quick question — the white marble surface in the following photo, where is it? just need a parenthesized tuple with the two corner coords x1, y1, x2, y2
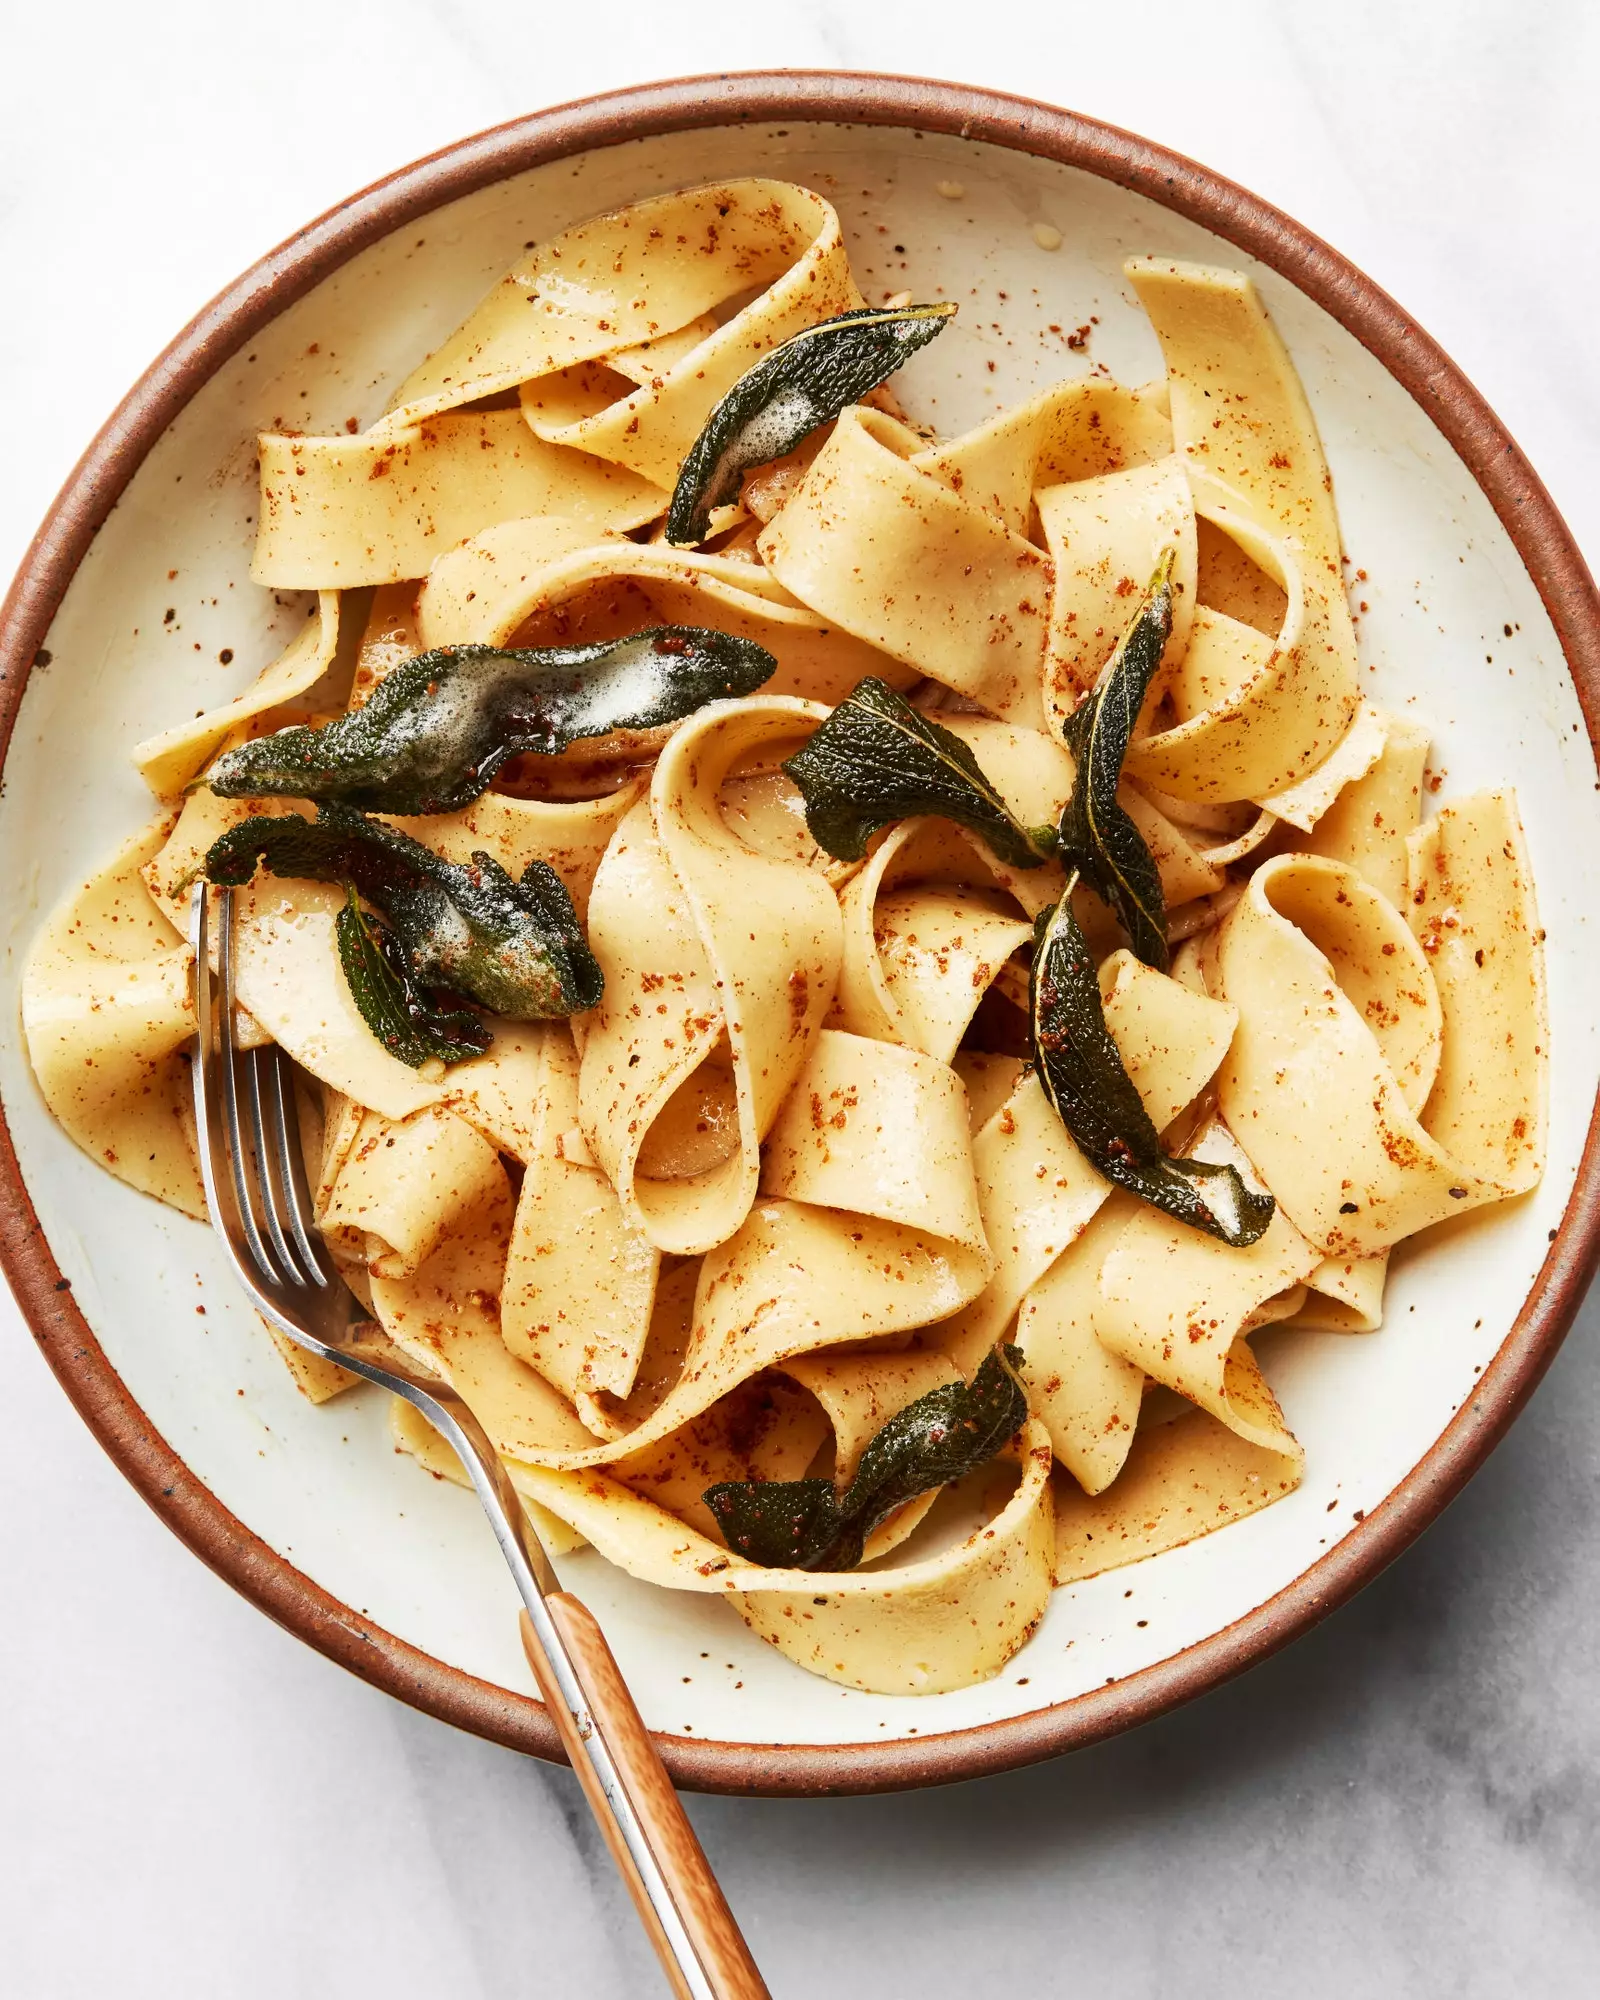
(3, 3, 1598, 1994)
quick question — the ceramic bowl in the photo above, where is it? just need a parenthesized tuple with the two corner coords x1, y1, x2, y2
(2, 73, 1596, 1796)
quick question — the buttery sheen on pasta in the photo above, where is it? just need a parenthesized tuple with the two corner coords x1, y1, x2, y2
(23, 181, 1546, 1698)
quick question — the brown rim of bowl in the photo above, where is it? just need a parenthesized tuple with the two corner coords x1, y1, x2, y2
(2, 71, 1597, 1798)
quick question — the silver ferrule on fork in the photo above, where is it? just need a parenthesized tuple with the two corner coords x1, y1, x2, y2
(187, 882, 731, 2000)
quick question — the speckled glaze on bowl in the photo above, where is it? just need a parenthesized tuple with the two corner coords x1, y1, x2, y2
(2, 73, 1597, 1796)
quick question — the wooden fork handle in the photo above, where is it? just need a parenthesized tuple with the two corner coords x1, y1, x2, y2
(521, 1600, 770, 2000)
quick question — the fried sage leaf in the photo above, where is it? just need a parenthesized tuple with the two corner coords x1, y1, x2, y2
(665, 301, 957, 546)
(1031, 887, 1274, 1245)
(702, 1344, 1030, 1572)
(335, 887, 492, 1069)
(781, 677, 1055, 868)
(207, 628, 777, 816)
(1057, 551, 1177, 971)
(206, 803, 603, 1022)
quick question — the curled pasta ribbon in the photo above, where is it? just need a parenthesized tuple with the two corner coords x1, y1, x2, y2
(370, 1169, 601, 1463)
(1282, 1248, 1390, 1335)
(21, 816, 203, 1217)
(417, 531, 909, 707)
(834, 819, 1036, 1058)
(1033, 443, 1372, 828)
(1120, 256, 1365, 818)
(1015, 1194, 1146, 1494)
(1259, 699, 1388, 831)
(758, 405, 1054, 729)
(1295, 713, 1431, 908)
(1403, 791, 1548, 1198)
(578, 797, 735, 1244)
(133, 593, 339, 798)
(1127, 258, 1349, 588)
(525, 194, 861, 490)
(389, 181, 860, 482)
(1121, 473, 1362, 818)
(581, 698, 841, 1256)
(728, 1422, 1053, 1693)
(253, 411, 665, 590)
(1037, 454, 1198, 725)
(1217, 800, 1544, 1256)
(413, 515, 624, 650)
(319, 1100, 504, 1278)
(940, 952, 1238, 1379)
(759, 1030, 992, 1271)
(1252, 716, 1432, 1331)
(1093, 1121, 1318, 1458)
(913, 375, 1174, 534)
(501, 1027, 660, 1423)
(831, 712, 1221, 1059)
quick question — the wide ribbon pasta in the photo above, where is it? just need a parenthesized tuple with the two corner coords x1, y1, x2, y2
(21, 817, 202, 1216)
(319, 1100, 504, 1277)
(1037, 454, 1197, 725)
(914, 375, 1173, 532)
(758, 405, 1054, 729)
(1092, 1122, 1317, 1457)
(1053, 1402, 1301, 1584)
(580, 697, 841, 1255)
(941, 952, 1238, 1378)
(1122, 472, 1363, 820)
(1216, 800, 1543, 1255)
(501, 1026, 659, 1422)
(387, 181, 861, 483)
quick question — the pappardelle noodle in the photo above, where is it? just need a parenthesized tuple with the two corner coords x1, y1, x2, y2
(23, 180, 1546, 1696)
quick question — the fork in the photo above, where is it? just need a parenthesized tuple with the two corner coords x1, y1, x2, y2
(189, 883, 769, 2000)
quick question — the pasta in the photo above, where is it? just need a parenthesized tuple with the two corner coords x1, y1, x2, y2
(22, 181, 1547, 1699)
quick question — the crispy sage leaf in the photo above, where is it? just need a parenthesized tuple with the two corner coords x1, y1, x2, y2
(665, 302, 957, 546)
(781, 677, 1055, 868)
(206, 802, 603, 1021)
(1057, 551, 1177, 971)
(207, 628, 777, 816)
(702, 1344, 1030, 1572)
(335, 887, 491, 1070)
(1030, 887, 1273, 1245)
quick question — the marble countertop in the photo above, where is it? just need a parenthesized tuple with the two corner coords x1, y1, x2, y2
(4, 3, 1597, 1993)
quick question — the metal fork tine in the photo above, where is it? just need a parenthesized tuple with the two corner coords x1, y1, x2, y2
(261, 1046, 334, 1286)
(216, 889, 284, 1285)
(189, 883, 232, 1237)
(246, 1046, 311, 1285)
